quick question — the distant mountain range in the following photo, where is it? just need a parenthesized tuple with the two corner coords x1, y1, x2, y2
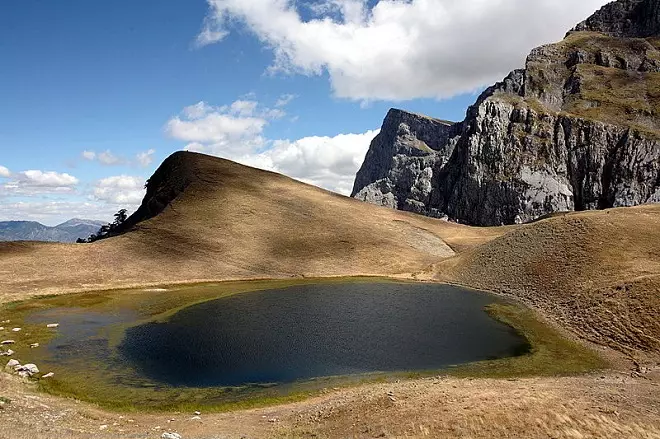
(0, 218, 106, 243)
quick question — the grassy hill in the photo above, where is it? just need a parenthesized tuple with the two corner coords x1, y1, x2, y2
(428, 205, 660, 355)
(0, 152, 505, 302)
(1, 151, 658, 358)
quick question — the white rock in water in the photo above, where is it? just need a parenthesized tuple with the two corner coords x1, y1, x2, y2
(30, 343, 39, 348)
(6, 359, 19, 368)
(162, 433, 182, 439)
(46, 323, 59, 328)
(0, 327, 4, 331)
(42, 372, 54, 378)
(11, 328, 21, 332)
(0, 349, 14, 357)
(17, 371, 30, 378)
(1, 340, 15, 345)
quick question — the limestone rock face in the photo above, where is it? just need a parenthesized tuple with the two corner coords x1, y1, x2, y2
(352, 0, 660, 226)
(352, 109, 461, 217)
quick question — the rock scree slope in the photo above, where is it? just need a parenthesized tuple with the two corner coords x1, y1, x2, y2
(353, 0, 660, 226)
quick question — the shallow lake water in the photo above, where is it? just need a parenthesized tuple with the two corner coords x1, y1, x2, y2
(115, 283, 528, 387)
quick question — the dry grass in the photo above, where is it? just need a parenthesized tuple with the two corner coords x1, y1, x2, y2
(2, 371, 660, 439)
(0, 153, 506, 303)
(1, 153, 659, 438)
(519, 30, 660, 135)
(429, 205, 660, 357)
(565, 64, 660, 133)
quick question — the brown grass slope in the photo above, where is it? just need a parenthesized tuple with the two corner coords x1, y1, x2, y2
(430, 204, 660, 356)
(0, 152, 505, 302)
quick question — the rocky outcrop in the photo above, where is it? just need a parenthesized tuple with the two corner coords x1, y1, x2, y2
(352, 0, 660, 226)
(352, 109, 461, 217)
(573, 0, 660, 38)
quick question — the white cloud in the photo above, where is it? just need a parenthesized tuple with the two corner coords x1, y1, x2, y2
(92, 175, 146, 205)
(230, 99, 259, 117)
(81, 149, 156, 168)
(195, 4, 229, 48)
(172, 98, 377, 195)
(0, 166, 10, 178)
(237, 129, 379, 195)
(0, 170, 79, 197)
(0, 201, 123, 226)
(97, 150, 123, 166)
(82, 150, 96, 161)
(198, 0, 609, 101)
(275, 94, 296, 107)
(136, 149, 156, 167)
(82, 149, 124, 165)
(18, 170, 78, 188)
(182, 101, 215, 119)
(166, 99, 288, 156)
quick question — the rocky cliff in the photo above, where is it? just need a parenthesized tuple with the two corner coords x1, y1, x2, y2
(352, 0, 660, 226)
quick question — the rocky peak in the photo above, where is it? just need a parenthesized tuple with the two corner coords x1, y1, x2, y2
(351, 109, 462, 216)
(352, 0, 660, 226)
(573, 0, 660, 38)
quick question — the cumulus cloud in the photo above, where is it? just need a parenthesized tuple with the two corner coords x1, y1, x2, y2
(198, 0, 609, 101)
(82, 150, 96, 161)
(98, 150, 123, 166)
(19, 170, 79, 187)
(92, 175, 146, 205)
(170, 98, 377, 195)
(166, 99, 287, 156)
(136, 149, 156, 167)
(237, 130, 379, 195)
(195, 4, 229, 48)
(0, 170, 79, 197)
(82, 149, 124, 166)
(0, 166, 10, 178)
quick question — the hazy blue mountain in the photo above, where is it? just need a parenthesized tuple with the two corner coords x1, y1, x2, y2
(0, 218, 106, 243)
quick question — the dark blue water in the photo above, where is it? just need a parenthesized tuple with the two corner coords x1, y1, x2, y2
(119, 283, 528, 387)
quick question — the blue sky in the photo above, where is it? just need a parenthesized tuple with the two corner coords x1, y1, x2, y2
(0, 0, 608, 225)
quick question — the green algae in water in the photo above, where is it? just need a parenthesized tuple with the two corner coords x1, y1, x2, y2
(0, 278, 605, 412)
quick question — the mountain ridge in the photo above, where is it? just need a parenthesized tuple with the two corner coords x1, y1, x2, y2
(352, 0, 660, 226)
(0, 218, 105, 243)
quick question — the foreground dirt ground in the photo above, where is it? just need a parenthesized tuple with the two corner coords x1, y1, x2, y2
(2, 368, 660, 439)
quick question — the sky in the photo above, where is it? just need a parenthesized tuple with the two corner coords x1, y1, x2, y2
(0, 0, 610, 226)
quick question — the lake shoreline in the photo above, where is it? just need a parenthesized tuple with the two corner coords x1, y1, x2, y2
(0, 278, 607, 412)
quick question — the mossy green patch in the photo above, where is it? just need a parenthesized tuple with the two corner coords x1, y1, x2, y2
(447, 303, 607, 378)
(0, 280, 607, 412)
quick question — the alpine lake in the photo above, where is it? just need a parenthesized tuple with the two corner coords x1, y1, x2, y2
(1, 278, 606, 412)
